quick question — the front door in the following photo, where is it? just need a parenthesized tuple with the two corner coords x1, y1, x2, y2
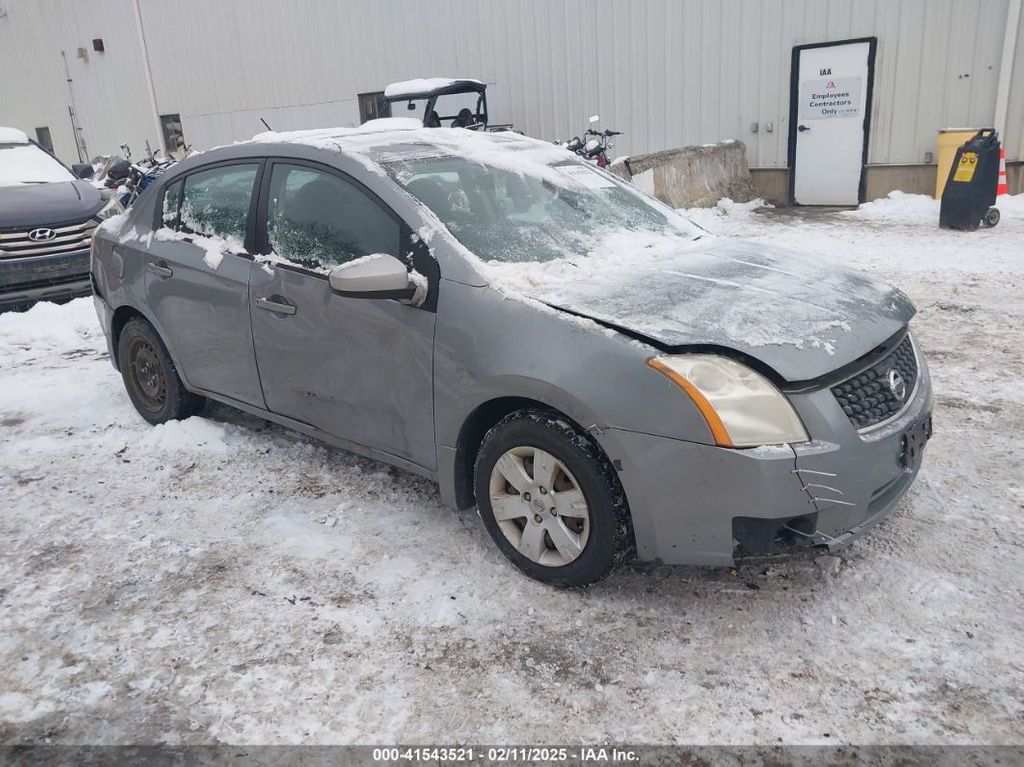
(143, 161, 265, 407)
(248, 161, 437, 471)
(790, 38, 876, 205)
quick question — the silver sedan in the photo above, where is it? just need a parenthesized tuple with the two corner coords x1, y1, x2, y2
(91, 123, 932, 586)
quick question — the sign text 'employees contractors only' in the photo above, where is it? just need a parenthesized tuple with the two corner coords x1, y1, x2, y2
(799, 76, 862, 120)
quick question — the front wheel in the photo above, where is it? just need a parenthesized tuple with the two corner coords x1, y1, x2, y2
(982, 207, 1000, 228)
(474, 410, 633, 587)
(117, 317, 204, 425)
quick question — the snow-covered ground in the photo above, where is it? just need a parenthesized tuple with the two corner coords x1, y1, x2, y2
(1, 194, 1022, 745)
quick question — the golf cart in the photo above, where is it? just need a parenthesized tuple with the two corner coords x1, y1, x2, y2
(383, 78, 511, 131)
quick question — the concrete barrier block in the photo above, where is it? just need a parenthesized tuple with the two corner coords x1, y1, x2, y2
(610, 140, 759, 208)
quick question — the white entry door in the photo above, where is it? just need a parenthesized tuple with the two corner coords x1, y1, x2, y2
(792, 39, 875, 205)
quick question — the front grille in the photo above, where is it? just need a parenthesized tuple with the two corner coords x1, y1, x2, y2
(831, 334, 918, 430)
(0, 218, 98, 259)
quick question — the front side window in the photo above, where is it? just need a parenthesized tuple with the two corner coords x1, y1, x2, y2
(179, 163, 258, 241)
(266, 164, 400, 271)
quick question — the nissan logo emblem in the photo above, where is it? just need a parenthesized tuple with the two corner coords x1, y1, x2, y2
(28, 228, 57, 242)
(887, 369, 907, 401)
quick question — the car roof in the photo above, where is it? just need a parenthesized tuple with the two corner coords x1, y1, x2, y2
(235, 123, 561, 166)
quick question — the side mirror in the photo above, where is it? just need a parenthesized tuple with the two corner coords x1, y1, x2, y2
(589, 114, 600, 124)
(72, 163, 94, 180)
(328, 253, 415, 300)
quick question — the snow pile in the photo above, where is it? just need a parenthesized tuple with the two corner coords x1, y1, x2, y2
(136, 417, 239, 454)
(677, 197, 767, 232)
(844, 191, 939, 223)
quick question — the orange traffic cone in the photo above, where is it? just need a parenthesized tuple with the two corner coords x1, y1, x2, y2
(997, 148, 1008, 196)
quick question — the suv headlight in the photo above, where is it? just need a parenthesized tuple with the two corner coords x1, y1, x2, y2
(96, 196, 124, 220)
(647, 354, 809, 447)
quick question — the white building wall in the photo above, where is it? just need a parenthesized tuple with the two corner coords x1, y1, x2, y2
(0, 0, 1019, 168)
(0, 0, 162, 162)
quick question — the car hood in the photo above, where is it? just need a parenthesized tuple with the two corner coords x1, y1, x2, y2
(486, 234, 915, 383)
(0, 180, 103, 229)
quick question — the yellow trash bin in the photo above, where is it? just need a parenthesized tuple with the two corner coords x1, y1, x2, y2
(936, 129, 981, 199)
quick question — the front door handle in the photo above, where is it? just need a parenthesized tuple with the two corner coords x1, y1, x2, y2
(255, 296, 297, 315)
(147, 262, 173, 278)
(797, 124, 811, 133)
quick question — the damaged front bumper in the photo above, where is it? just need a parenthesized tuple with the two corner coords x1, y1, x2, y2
(596, 350, 933, 567)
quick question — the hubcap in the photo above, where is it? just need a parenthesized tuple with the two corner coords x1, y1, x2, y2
(488, 446, 591, 567)
(129, 340, 166, 411)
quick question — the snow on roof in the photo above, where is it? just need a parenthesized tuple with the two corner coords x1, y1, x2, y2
(248, 117, 423, 145)
(0, 127, 31, 144)
(383, 78, 484, 99)
(240, 124, 580, 189)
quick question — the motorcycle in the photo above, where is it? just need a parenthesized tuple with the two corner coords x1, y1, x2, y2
(106, 142, 178, 208)
(558, 115, 621, 168)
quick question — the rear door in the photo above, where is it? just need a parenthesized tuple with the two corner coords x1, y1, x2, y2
(248, 160, 437, 470)
(143, 161, 265, 407)
(790, 38, 876, 205)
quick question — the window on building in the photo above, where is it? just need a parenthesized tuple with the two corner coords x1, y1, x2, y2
(358, 92, 392, 124)
(34, 127, 54, 153)
(159, 113, 186, 155)
(179, 163, 258, 242)
(266, 163, 400, 270)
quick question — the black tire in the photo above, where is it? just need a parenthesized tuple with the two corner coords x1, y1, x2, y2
(982, 207, 1000, 228)
(474, 410, 633, 587)
(117, 317, 204, 425)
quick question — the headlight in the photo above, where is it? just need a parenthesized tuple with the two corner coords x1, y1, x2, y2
(647, 355, 809, 447)
(96, 196, 124, 220)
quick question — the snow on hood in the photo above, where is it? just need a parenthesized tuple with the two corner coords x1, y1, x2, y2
(384, 77, 484, 99)
(482, 230, 915, 382)
(0, 143, 75, 186)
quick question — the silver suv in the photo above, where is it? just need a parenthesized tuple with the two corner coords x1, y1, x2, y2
(91, 123, 932, 586)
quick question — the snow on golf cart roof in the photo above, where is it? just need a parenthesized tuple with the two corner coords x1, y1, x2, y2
(0, 127, 31, 144)
(383, 78, 484, 99)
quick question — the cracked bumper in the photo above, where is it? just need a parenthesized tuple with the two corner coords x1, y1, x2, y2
(596, 353, 933, 567)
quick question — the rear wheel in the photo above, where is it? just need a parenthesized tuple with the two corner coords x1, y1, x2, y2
(982, 207, 1000, 228)
(474, 410, 633, 587)
(117, 318, 204, 424)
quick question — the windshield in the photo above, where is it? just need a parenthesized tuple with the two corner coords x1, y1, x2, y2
(0, 143, 75, 186)
(385, 155, 700, 263)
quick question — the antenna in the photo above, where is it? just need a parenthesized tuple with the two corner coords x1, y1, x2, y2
(260, 117, 273, 131)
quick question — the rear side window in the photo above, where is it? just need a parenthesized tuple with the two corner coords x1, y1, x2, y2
(179, 163, 258, 241)
(161, 179, 182, 227)
(266, 163, 400, 271)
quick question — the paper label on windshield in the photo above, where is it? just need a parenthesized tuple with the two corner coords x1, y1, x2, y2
(557, 164, 616, 189)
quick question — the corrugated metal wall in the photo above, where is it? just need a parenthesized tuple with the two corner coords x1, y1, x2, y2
(1, 0, 1019, 167)
(0, 0, 162, 162)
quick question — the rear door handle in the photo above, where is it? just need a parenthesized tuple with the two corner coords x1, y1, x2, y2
(147, 262, 173, 278)
(255, 296, 297, 315)
(797, 124, 811, 133)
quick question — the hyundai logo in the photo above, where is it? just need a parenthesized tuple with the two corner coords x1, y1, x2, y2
(887, 369, 907, 401)
(28, 228, 57, 242)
